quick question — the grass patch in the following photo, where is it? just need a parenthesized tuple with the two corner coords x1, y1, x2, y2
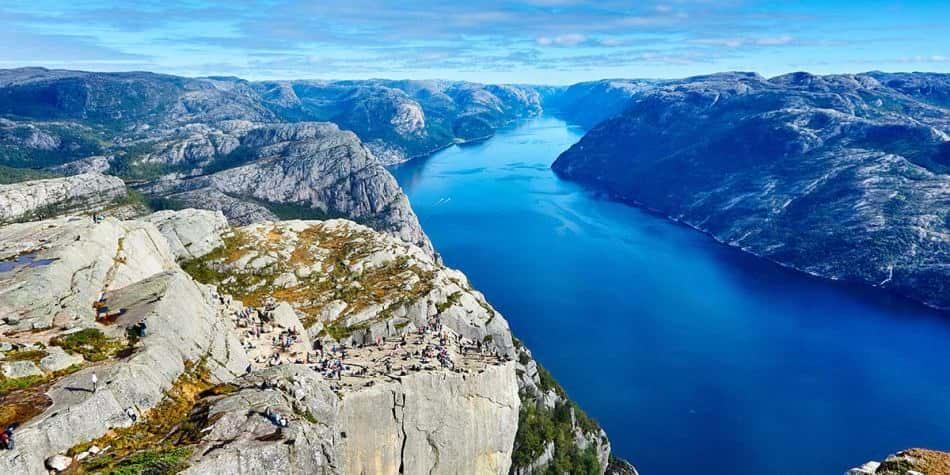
(0, 364, 81, 427)
(0, 374, 47, 394)
(50, 328, 124, 362)
(82, 447, 192, 475)
(2, 348, 47, 362)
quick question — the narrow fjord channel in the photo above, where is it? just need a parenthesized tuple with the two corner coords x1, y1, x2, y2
(392, 116, 950, 475)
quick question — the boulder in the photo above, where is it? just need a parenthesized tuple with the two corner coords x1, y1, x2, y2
(143, 209, 229, 261)
(269, 302, 304, 334)
(39, 346, 84, 373)
(845, 461, 881, 474)
(44, 454, 72, 472)
(1, 360, 42, 379)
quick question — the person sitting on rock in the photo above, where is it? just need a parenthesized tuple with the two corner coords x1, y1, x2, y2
(1, 426, 14, 450)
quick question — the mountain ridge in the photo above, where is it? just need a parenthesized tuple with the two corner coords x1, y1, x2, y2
(551, 71, 950, 310)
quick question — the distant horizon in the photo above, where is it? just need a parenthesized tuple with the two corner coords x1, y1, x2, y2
(4, 64, 948, 87)
(3, 1, 947, 85)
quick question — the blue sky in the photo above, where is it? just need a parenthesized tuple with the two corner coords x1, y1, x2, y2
(2, 0, 948, 84)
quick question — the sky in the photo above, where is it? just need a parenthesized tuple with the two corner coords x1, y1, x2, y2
(2, 0, 948, 84)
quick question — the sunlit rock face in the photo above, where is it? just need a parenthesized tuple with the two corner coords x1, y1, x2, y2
(0, 208, 609, 474)
(553, 71, 950, 309)
(137, 122, 434, 255)
(0, 214, 248, 475)
(0, 172, 127, 224)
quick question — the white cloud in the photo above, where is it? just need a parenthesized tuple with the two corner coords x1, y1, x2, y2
(690, 36, 795, 48)
(894, 55, 950, 63)
(536, 33, 587, 46)
(755, 35, 794, 46)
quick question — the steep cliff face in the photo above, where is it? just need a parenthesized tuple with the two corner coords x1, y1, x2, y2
(175, 218, 610, 473)
(554, 71, 950, 309)
(0, 206, 611, 474)
(138, 121, 433, 255)
(178, 363, 519, 475)
(0, 172, 127, 224)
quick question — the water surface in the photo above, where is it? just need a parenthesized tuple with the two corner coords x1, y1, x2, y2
(392, 116, 950, 475)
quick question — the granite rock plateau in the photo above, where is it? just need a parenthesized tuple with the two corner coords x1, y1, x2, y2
(0, 200, 615, 474)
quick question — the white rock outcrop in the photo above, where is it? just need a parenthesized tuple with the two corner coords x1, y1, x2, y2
(0, 216, 249, 475)
(144, 208, 229, 260)
(0, 172, 126, 224)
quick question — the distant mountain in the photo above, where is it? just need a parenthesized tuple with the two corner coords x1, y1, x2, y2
(537, 79, 658, 128)
(255, 79, 542, 164)
(0, 69, 524, 252)
(553, 71, 950, 309)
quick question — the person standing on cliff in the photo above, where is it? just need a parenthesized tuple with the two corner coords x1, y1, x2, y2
(91, 373, 98, 393)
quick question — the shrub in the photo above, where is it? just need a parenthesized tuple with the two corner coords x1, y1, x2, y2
(50, 328, 124, 362)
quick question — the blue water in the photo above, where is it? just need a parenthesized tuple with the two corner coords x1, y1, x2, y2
(0, 253, 55, 273)
(392, 116, 950, 475)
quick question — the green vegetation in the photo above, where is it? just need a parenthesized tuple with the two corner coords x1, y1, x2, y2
(0, 165, 61, 184)
(0, 374, 47, 394)
(50, 328, 124, 362)
(0, 123, 106, 169)
(436, 291, 462, 313)
(200, 145, 257, 174)
(8, 199, 85, 224)
(1, 363, 81, 428)
(82, 446, 192, 475)
(257, 199, 345, 221)
(147, 196, 188, 212)
(107, 141, 175, 180)
(1, 348, 46, 362)
(511, 361, 604, 474)
(184, 223, 436, 340)
(512, 401, 602, 475)
(110, 189, 150, 208)
(536, 365, 565, 398)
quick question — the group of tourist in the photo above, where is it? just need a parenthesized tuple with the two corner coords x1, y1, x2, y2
(231, 302, 310, 368)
